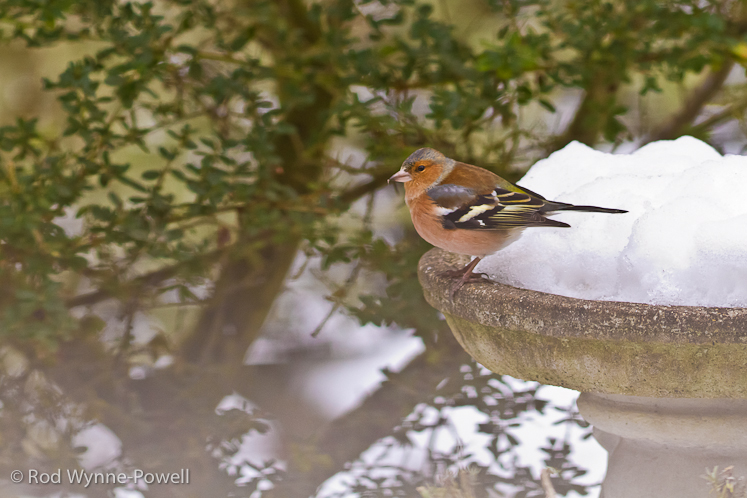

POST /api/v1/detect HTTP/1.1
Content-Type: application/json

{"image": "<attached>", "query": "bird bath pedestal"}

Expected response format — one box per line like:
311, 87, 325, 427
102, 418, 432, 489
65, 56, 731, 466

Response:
419, 248, 747, 498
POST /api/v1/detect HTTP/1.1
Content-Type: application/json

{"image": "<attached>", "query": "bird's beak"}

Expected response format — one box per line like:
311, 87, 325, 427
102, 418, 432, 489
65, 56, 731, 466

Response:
388, 170, 412, 183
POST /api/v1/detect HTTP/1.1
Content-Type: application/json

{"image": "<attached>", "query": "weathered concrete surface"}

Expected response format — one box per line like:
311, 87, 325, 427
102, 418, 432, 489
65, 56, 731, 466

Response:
578, 393, 747, 498
418, 248, 747, 398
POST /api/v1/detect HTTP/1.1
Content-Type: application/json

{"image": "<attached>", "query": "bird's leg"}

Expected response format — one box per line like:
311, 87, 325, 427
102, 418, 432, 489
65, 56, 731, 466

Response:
439, 257, 489, 299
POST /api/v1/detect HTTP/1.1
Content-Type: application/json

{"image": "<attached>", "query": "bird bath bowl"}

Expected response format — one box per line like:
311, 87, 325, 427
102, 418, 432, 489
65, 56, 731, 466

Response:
419, 248, 747, 498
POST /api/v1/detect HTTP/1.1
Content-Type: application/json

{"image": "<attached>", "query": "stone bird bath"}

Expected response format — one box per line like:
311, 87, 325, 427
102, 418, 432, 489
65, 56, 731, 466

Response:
419, 248, 747, 498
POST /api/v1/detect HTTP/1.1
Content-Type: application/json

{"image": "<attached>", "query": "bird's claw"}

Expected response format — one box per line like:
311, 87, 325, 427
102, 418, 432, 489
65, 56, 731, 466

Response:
439, 268, 468, 279
445, 271, 492, 300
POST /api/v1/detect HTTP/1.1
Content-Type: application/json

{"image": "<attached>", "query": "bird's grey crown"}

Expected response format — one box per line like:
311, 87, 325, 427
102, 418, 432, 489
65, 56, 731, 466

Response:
403, 147, 446, 166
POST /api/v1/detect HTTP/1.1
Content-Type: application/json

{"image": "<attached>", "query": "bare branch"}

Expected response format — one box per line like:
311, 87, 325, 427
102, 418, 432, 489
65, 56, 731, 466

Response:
541, 468, 558, 498
338, 169, 394, 205
688, 94, 747, 136
65, 246, 231, 309
645, 60, 735, 144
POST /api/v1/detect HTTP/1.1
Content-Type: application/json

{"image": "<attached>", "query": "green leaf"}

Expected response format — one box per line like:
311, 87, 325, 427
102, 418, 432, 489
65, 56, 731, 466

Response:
142, 170, 161, 180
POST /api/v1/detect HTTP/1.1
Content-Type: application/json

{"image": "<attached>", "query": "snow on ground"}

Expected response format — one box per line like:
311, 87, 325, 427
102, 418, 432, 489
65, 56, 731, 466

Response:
480, 136, 747, 307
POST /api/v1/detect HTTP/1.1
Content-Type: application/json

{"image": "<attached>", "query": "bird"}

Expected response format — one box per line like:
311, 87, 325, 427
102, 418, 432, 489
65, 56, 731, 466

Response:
389, 148, 627, 299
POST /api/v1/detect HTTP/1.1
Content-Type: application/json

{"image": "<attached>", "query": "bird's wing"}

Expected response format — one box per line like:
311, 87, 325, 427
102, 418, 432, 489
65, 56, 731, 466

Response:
427, 184, 570, 230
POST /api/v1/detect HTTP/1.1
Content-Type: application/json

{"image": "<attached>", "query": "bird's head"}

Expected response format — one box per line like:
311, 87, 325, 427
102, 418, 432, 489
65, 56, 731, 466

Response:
389, 148, 454, 195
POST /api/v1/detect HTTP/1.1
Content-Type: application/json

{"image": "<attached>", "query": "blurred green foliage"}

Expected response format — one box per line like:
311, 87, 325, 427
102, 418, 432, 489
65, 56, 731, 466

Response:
0, 0, 745, 345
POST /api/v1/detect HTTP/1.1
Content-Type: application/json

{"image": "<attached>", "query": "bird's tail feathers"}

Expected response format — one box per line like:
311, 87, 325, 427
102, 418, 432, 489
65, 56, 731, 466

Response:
536, 217, 570, 228
547, 202, 627, 214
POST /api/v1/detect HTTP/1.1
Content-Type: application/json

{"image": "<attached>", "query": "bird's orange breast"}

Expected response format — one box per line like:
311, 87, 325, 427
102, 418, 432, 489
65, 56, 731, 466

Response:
409, 195, 522, 257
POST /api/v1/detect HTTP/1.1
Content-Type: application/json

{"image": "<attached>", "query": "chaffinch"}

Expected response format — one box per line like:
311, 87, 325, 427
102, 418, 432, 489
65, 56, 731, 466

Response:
389, 148, 627, 298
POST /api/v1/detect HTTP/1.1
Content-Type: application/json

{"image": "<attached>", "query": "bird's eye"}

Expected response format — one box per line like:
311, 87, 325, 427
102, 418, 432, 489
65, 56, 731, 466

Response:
416, 164, 425, 172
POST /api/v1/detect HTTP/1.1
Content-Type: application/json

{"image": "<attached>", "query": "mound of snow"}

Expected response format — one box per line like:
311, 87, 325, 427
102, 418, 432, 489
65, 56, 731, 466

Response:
480, 136, 747, 307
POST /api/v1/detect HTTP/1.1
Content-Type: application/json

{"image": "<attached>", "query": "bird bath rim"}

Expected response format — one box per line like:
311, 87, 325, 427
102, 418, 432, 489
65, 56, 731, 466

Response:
418, 248, 747, 398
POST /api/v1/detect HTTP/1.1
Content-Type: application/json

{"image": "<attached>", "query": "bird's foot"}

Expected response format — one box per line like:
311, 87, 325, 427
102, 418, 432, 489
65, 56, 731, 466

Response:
441, 269, 491, 300
439, 268, 487, 279
438, 257, 492, 300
